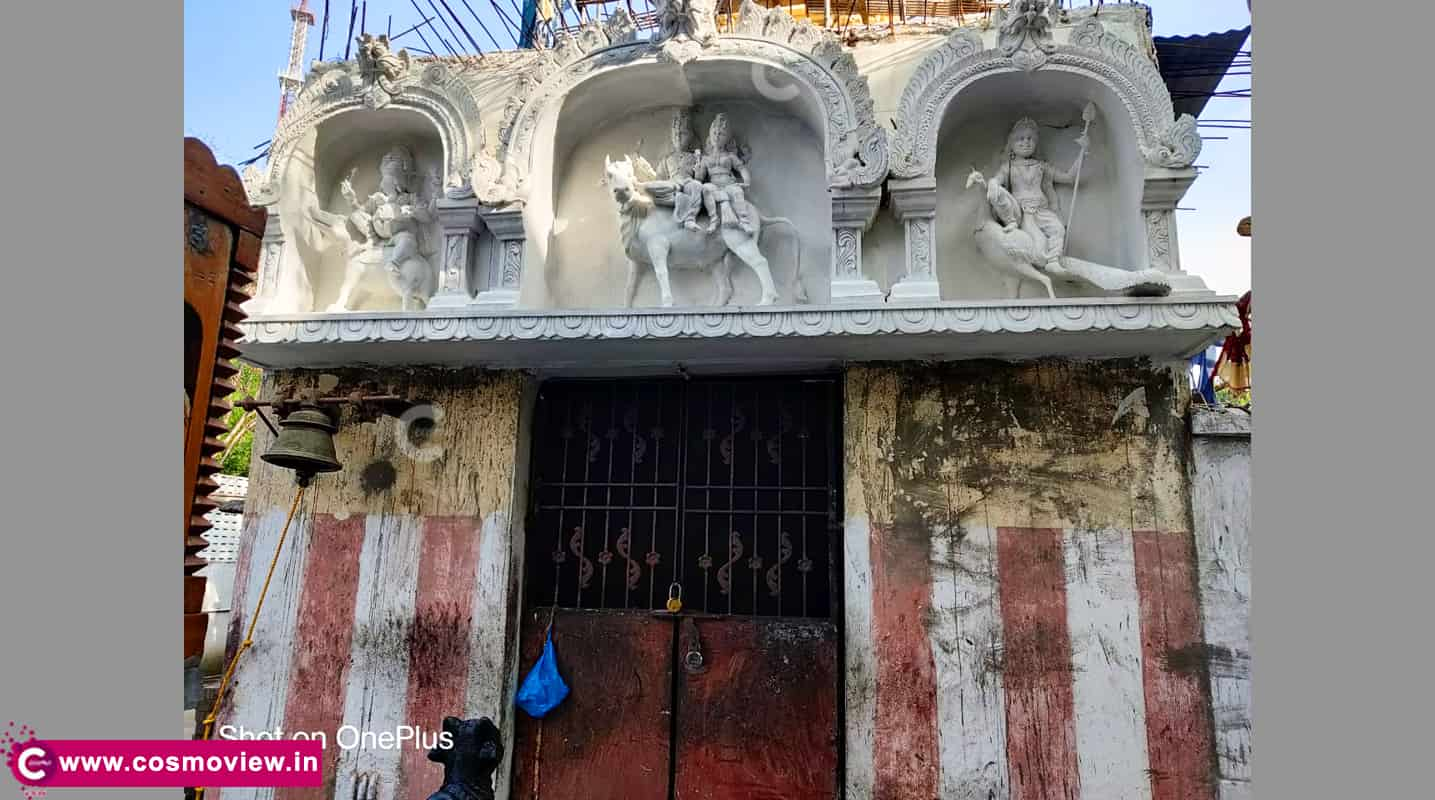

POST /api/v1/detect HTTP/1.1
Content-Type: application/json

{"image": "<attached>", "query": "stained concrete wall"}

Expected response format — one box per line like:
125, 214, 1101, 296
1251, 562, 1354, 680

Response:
843, 360, 1223, 800
223, 359, 1244, 800
219, 368, 535, 800
1188, 406, 1252, 800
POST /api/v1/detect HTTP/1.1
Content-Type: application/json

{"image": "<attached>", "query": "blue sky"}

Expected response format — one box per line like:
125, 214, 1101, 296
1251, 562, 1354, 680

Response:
184, 1, 1250, 294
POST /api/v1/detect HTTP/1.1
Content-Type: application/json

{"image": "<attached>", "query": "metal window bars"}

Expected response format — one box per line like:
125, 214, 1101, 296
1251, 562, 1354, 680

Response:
525, 376, 840, 620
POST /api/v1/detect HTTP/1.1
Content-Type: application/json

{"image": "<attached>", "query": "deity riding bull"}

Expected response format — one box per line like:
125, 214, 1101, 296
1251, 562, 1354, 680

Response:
602, 111, 805, 308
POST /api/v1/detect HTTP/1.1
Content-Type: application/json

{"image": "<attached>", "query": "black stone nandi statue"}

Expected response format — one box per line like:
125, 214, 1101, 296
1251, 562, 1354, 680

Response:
426, 716, 503, 800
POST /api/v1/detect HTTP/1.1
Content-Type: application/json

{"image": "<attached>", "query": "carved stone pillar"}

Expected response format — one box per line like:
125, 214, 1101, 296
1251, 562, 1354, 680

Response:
429, 197, 483, 309
1142, 169, 1213, 296
242, 209, 286, 314
829, 186, 884, 303
888, 177, 942, 303
475, 207, 525, 307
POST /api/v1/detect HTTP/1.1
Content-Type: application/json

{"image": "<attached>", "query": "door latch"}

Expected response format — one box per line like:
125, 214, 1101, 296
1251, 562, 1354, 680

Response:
681, 617, 705, 674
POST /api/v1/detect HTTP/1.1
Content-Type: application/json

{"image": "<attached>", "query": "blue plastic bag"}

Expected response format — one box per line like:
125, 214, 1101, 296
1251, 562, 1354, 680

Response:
515, 629, 569, 718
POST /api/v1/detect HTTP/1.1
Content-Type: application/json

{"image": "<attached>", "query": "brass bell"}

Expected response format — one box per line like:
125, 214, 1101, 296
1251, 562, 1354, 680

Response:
261, 402, 342, 485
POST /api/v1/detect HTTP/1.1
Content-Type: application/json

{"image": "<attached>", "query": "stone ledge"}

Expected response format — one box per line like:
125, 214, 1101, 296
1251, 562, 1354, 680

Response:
238, 297, 1241, 373
1191, 405, 1253, 438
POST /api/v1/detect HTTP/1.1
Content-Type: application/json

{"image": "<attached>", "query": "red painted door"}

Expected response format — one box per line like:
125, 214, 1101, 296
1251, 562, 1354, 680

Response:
673, 616, 840, 800
513, 378, 843, 799
511, 612, 840, 800
510, 609, 674, 800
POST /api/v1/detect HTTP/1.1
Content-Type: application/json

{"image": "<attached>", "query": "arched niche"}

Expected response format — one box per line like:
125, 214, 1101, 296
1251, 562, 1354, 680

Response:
245, 54, 494, 314
487, 4, 892, 310
934, 70, 1146, 298
891, 24, 1196, 182
886, 21, 1205, 300
266, 107, 449, 313
251, 57, 488, 209
532, 59, 835, 309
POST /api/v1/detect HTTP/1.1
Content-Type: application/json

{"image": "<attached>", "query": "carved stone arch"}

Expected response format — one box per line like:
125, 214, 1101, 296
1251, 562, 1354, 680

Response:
891, 20, 1200, 181
247, 58, 487, 207
465, 4, 896, 308
483, 2, 891, 203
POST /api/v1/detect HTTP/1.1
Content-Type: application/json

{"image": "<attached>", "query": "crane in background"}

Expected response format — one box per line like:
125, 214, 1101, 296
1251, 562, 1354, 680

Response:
278, 0, 317, 121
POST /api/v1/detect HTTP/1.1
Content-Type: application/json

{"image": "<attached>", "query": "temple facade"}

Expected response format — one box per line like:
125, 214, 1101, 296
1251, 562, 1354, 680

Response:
224, 4, 1251, 799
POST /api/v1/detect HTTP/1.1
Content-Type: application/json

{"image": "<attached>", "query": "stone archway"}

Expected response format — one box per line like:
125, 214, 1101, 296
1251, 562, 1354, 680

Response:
482, 2, 894, 308
886, 18, 1211, 298
248, 57, 488, 209
891, 21, 1201, 182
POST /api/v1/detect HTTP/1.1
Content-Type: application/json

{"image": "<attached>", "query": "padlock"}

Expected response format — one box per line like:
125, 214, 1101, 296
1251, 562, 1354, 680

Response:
666, 582, 683, 613
682, 618, 706, 674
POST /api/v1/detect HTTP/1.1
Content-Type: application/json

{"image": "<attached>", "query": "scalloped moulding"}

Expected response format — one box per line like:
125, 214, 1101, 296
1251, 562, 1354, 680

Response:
237, 297, 1241, 375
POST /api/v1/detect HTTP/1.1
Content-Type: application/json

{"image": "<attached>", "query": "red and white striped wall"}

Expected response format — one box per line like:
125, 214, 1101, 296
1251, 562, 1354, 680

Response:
217, 509, 516, 800
847, 521, 1220, 800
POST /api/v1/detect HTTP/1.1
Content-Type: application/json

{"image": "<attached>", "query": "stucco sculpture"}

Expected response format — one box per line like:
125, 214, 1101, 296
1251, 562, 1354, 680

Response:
967, 115, 1172, 298
653, 0, 719, 62
694, 114, 760, 236
655, 0, 718, 44
356, 33, 411, 94
999, 0, 1058, 55
644, 109, 707, 234
310, 143, 440, 311
998, 0, 1059, 70
604, 114, 803, 308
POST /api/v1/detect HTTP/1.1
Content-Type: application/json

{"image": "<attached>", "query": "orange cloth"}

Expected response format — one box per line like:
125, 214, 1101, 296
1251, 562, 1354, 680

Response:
1214, 291, 1252, 391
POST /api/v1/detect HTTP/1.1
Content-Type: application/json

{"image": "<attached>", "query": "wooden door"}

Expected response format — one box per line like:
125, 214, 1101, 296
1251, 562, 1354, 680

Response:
183, 138, 265, 660
511, 377, 843, 800
673, 616, 840, 800
510, 609, 673, 800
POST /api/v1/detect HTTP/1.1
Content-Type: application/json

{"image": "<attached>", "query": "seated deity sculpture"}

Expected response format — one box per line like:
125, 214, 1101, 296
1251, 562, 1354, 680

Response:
984, 117, 1081, 269
967, 113, 1173, 299
639, 111, 760, 237
696, 114, 759, 236
320, 143, 438, 311
640, 109, 706, 233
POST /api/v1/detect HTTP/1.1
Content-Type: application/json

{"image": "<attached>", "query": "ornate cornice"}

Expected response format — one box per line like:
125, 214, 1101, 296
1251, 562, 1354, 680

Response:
891, 19, 1201, 180
237, 298, 1240, 370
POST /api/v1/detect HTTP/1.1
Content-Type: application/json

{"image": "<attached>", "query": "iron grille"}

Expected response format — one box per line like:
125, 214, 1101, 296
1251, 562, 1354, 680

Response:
525, 376, 841, 619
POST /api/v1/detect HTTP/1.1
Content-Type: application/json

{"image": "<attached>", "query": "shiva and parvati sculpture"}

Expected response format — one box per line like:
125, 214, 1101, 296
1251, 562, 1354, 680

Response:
603, 109, 803, 308
966, 109, 1174, 299
308, 143, 441, 312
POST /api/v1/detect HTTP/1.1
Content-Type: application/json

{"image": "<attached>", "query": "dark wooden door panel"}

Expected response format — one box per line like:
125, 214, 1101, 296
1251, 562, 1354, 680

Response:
510, 609, 674, 800
673, 617, 840, 800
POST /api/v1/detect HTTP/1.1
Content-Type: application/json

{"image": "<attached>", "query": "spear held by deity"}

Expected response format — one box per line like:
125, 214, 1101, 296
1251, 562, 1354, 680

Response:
1063, 102, 1097, 244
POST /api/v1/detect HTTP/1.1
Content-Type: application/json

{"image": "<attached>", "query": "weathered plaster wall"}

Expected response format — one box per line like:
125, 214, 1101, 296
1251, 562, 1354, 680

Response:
1189, 407, 1252, 800
844, 360, 1221, 800
218, 368, 534, 800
